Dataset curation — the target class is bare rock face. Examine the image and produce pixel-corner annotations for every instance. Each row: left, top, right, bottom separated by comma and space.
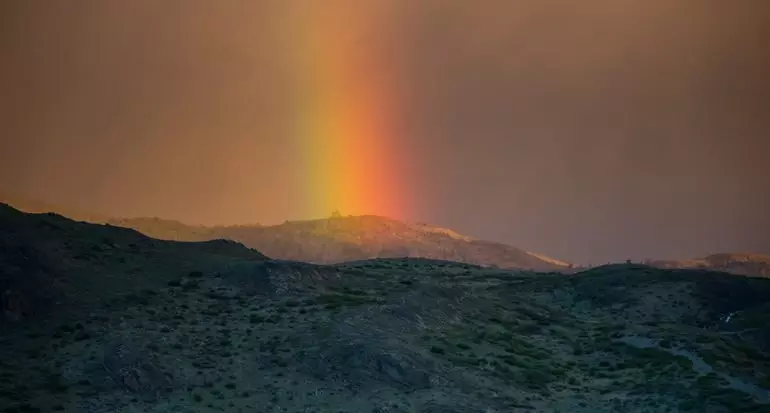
302, 339, 432, 393
101, 341, 173, 399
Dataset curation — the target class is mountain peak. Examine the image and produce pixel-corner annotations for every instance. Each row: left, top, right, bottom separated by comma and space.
221, 214, 564, 269
0, 194, 569, 270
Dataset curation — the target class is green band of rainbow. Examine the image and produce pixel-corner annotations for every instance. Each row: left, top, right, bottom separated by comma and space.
288, 3, 405, 219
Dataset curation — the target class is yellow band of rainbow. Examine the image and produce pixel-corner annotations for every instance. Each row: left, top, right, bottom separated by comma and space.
289, 2, 405, 219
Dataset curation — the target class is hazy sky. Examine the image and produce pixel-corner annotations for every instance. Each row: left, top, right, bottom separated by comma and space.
2, 0, 769, 264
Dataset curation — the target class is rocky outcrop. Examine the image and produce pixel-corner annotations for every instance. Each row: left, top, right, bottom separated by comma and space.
102, 341, 174, 399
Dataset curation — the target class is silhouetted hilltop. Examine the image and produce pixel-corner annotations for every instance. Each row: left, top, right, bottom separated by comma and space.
0, 190, 111, 223
0, 202, 268, 324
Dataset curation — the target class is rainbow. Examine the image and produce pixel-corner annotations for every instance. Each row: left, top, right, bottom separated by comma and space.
288, 2, 405, 219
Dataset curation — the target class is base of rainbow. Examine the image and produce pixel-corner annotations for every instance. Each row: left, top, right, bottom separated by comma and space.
288, 3, 405, 219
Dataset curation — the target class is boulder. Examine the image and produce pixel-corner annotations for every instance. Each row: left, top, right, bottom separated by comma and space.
101, 341, 173, 399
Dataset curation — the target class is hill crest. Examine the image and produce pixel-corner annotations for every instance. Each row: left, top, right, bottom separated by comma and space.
0, 194, 567, 270
646, 252, 770, 277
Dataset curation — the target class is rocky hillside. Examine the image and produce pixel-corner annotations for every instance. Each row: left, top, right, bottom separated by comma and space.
203, 215, 567, 270
0, 194, 568, 270
2, 204, 770, 412
110, 216, 569, 270
0, 203, 268, 324
646, 253, 770, 278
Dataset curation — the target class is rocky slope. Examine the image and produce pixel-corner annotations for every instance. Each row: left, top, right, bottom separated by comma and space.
0, 203, 268, 324
2, 204, 770, 413
0, 193, 568, 270
109, 215, 569, 270
217, 215, 565, 270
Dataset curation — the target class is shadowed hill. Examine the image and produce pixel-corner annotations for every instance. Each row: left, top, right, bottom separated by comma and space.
2, 205, 770, 412
0, 203, 268, 324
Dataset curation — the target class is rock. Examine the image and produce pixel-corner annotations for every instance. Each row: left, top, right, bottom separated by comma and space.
101, 341, 173, 399
303, 341, 431, 392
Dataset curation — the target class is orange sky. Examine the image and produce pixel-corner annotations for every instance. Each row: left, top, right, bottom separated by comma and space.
1, 0, 769, 264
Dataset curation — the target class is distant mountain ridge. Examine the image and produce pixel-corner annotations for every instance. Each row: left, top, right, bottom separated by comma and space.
0, 194, 568, 270
112, 215, 566, 270
646, 253, 770, 277
5, 194, 768, 276
0, 190, 111, 223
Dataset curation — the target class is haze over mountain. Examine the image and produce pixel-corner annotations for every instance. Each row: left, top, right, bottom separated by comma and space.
646, 253, 770, 278
0, 192, 569, 270
4, 193, 770, 278
117, 214, 570, 270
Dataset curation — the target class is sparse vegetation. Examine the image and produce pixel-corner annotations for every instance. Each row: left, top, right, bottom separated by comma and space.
1, 204, 770, 412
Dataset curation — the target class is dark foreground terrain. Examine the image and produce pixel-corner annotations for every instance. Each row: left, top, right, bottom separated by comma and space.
1, 204, 769, 413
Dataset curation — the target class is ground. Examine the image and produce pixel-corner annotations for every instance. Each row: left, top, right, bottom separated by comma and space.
1, 206, 770, 412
